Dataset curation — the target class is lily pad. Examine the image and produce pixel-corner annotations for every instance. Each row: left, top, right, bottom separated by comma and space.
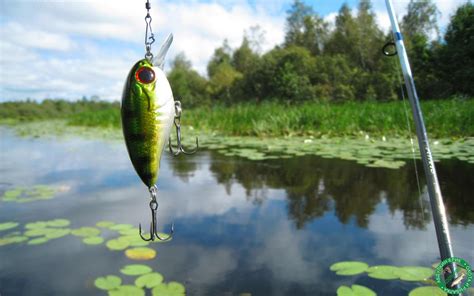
367, 265, 400, 280
125, 247, 156, 260
83, 236, 104, 245
0, 222, 19, 231
0, 236, 28, 246
151, 282, 186, 296
119, 228, 137, 236
1, 185, 62, 203
46, 219, 70, 227
95, 275, 122, 290
96, 221, 115, 228
110, 224, 134, 231
408, 286, 446, 296
120, 264, 153, 276
118, 235, 150, 247
109, 285, 145, 296
135, 272, 163, 288
24, 228, 57, 237
71, 227, 101, 237
45, 228, 70, 239
337, 285, 376, 296
25, 221, 48, 229
27, 237, 50, 245
330, 261, 369, 275
396, 266, 433, 281
106, 239, 130, 251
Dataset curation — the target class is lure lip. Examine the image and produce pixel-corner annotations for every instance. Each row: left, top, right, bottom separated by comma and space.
153, 33, 173, 69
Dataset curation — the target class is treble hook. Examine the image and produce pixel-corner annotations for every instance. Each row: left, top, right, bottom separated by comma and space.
168, 101, 199, 156
139, 185, 174, 241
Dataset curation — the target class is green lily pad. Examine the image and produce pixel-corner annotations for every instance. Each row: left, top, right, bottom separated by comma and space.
108, 285, 145, 296
330, 261, 369, 275
95, 275, 122, 290
0, 222, 19, 231
367, 265, 400, 280
151, 282, 186, 296
110, 224, 134, 231
96, 221, 115, 228
71, 227, 101, 237
106, 239, 130, 251
0, 236, 28, 246
27, 237, 50, 245
408, 286, 446, 296
120, 264, 153, 276
118, 235, 150, 247
125, 247, 156, 260
2, 188, 23, 199
25, 221, 48, 229
135, 272, 164, 288
83, 236, 104, 245
24, 228, 57, 237
337, 285, 376, 296
396, 266, 433, 281
119, 228, 137, 236
46, 219, 70, 227
45, 228, 70, 239
1, 185, 62, 203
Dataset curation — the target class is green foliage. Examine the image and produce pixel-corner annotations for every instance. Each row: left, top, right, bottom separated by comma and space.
168, 53, 210, 107
284, 0, 327, 55
185, 99, 474, 138
437, 2, 474, 97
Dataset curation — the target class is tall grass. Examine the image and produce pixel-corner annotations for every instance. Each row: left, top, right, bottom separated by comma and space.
184, 99, 473, 138
1, 98, 472, 138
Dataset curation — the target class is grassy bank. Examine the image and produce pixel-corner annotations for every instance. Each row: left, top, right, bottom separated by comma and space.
1, 98, 472, 138
185, 99, 473, 138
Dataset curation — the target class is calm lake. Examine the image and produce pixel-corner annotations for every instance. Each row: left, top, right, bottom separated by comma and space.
0, 127, 473, 296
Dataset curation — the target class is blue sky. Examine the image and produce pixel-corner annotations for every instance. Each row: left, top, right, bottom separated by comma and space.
0, 0, 467, 102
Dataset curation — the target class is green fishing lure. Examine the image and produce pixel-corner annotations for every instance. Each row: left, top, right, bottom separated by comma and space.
121, 48, 175, 188
121, 34, 176, 241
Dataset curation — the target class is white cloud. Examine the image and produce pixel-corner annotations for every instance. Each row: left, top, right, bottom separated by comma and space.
0, 0, 284, 101
0, 0, 468, 101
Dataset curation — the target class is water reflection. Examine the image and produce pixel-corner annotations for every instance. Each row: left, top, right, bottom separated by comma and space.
1, 129, 473, 296
172, 150, 472, 229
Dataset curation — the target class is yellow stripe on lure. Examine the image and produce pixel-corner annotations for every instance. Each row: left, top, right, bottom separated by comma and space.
121, 34, 175, 188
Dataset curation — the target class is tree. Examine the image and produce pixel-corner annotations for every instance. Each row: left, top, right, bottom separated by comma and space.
437, 2, 474, 97
400, 0, 440, 99
285, 0, 314, 46
167, 53, 210, 107
284, 0, 327, 55
207, 40, 232, 78
401, 0, 440, 42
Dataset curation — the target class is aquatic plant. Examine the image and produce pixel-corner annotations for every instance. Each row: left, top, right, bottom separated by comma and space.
0, 185, 70, 203
330, 261, 442, 296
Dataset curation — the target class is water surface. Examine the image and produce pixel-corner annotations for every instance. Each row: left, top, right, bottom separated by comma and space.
0, 128, 473, 295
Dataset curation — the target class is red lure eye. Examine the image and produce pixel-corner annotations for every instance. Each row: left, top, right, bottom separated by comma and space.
135, 67, 155, 84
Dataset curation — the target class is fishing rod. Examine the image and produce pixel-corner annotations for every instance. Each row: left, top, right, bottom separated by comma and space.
383, 0, 460, 293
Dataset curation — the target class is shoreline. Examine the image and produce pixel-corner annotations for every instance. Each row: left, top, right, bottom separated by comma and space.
2, 120, 473, 169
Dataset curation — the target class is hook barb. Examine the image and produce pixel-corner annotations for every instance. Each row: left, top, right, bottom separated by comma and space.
168, 100, 198, 156
138, 186, 174, 241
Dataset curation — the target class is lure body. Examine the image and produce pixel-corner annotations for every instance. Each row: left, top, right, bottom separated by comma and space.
121, 58, 175, 188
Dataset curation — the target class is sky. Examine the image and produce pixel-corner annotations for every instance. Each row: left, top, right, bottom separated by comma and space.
0, 0, 468, 102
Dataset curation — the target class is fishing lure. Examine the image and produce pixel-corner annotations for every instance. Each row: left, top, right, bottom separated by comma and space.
121, 1, 197, 241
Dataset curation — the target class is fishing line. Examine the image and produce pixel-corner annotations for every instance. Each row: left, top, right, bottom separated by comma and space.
389, 47, 425, 216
